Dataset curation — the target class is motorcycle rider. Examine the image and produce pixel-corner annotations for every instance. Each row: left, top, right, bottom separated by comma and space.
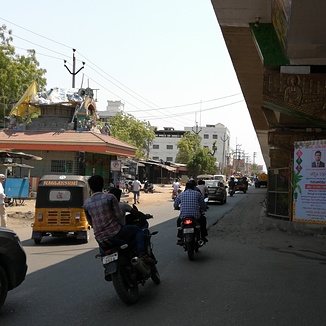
84, 175, 149, 261
109, 187, 149, 229
172, 178, 180, 192
174, 181, 208, 245
196, 179, 208, 198
228, 176, 235, 193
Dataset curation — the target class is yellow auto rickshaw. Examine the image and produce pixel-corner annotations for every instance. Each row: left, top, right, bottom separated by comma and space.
31, 175, 91, 244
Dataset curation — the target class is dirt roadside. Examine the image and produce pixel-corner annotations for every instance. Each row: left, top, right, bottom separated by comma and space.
210, 188, 326, 251
6, 184, 174, 229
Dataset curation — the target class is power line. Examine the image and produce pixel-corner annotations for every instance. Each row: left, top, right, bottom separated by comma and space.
0, 18, 245, 128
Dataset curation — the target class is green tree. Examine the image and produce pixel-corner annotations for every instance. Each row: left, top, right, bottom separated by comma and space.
109, 112, 155, 159
0, 25, 47, 122
175, 131, 201, 163
187, 147, 216, 177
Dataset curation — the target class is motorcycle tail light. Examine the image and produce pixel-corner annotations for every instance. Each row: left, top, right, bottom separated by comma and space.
75, 212, 81, 221
37, 212, 43, 222
184, 219, 193, 225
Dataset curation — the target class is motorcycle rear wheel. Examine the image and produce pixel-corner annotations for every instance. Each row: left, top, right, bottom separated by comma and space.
112, 265, 139, 304
186, 242, 195, 261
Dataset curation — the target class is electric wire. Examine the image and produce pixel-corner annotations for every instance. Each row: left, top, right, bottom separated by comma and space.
0, 17, 244, 128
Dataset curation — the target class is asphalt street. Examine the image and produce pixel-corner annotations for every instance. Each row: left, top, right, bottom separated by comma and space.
1, 187, 326, 326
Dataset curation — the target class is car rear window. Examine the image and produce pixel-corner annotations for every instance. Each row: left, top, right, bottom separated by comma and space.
205, 181, 219, 187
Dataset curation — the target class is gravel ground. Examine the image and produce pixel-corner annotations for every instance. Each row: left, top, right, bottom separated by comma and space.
209, 188, 326, 254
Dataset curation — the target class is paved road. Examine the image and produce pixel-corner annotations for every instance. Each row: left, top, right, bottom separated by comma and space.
1, 187, 326, 326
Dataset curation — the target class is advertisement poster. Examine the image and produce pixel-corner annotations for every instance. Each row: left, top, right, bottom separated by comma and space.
110, 160, 121, 172
293, 140, 326, 224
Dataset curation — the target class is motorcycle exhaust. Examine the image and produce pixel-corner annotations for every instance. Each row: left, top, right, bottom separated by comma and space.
131, 257, 151, 276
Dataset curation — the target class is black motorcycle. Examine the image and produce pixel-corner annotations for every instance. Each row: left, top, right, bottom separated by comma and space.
97, 206, 160, 304
178, 216, 205, 260
143, 180, 154, 193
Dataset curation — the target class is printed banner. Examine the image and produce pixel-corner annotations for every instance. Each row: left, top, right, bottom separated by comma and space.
293, 139, 326, 224
110, 160, 121, 172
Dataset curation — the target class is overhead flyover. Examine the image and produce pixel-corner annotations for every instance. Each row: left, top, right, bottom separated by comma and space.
211, 0, 326, 169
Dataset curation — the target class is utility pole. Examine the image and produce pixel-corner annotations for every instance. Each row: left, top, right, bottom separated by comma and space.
192, 120, 202, 151
64, 49, 85, 88
221, 133, 229, 174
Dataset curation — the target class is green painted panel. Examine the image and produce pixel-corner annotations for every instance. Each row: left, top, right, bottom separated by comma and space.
250, 23, 289, 66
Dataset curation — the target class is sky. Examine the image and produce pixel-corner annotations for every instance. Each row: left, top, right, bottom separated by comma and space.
2, 0, 266, 169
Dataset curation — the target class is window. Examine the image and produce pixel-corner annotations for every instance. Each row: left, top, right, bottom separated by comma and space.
152, 156, 159, 160
166, 157, 173, 162
213, 134, 218, 139
49, 190, 71, 201
51, 160, 73, 173
204, 134, 209, 139
153, 144, 159, 149
166, 145, 173, 150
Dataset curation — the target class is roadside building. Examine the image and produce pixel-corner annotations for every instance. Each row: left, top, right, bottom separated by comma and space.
1, 84, 136, 189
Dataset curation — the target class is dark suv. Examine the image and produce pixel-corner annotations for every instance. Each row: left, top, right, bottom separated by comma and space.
0, 227, 27, 308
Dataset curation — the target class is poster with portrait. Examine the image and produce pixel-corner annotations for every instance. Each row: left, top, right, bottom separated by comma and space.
293, 139, 326, 224
110, 160, 121, 172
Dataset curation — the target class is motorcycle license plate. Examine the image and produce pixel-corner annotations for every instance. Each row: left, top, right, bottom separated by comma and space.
183, 228, 194, 234
102, 252, 118, 264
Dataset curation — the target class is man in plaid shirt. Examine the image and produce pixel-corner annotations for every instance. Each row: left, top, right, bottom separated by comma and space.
174, 181, 208, 244
84, 175, 146, 257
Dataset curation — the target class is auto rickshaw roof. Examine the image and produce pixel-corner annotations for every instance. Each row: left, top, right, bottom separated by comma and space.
39, 175, 90, 182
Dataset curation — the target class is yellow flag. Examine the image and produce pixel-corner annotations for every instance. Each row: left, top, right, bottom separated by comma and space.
10, 81, 40, 117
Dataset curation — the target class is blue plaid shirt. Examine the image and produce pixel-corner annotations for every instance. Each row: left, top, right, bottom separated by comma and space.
174, 189, 205, 219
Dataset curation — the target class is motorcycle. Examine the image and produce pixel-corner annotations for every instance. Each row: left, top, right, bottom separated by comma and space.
178, 217, 205, 261
172, 187, 182, 200
97, 206, 160, 304
177, 199, 208, 261
228, 186, 235, 197
143, 181, 154, 193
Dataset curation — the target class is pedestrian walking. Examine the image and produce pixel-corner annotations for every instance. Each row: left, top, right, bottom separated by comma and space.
0, 174, 7, 227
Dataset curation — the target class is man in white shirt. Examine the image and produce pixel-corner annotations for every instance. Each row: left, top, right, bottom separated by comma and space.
172, 179, 180, 192
0, 174, 7, 227
132, 177, 142, 204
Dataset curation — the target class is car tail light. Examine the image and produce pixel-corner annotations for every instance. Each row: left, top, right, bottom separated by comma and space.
75, 212, 81, 221
37, 212, 43, 222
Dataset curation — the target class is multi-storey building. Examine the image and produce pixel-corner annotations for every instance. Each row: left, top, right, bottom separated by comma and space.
184, 123, 230, 168
150, 127, 186, 162
150, 123, 230, 169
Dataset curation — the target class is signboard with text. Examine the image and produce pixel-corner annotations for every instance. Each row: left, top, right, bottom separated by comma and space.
293, 140, 326, 224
